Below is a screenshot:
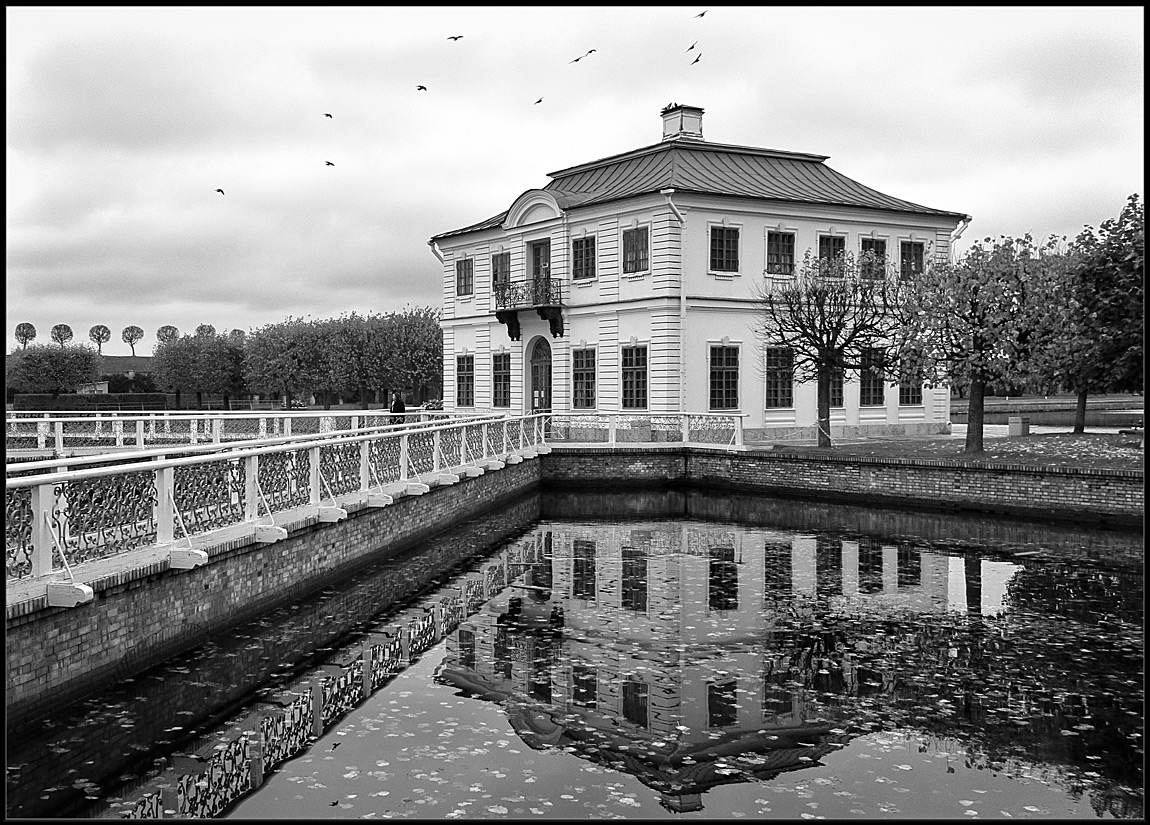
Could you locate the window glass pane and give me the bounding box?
[767,232,795,276]
[710,227,739,272]
[455,259,473,295]
[860,238,886,280]
[765,347,794,408]
[532,240,551,280]
[818,236,845,276]
[860,348,884,406]
[709,345,739,409]
[572,237,596,280]
[456,355,474,407]
[621,345,647,409]
[623,227,649,274]
[572,348,596,409]
[900,241,924,280]
[492,353,510,408]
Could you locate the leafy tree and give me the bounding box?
[6,344,101,397]
[156,325,180,344]
[122,325,144,356]
[50,323,74,348]
[753,251,908,448]
[15,323,36,349]
[152,335,199,408]
[902,235,1044,453]
[385,306,443,404]
[88,324,111,354]
[327,312,389,409]
[244,317,324,405]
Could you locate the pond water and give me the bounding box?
[6,489,1143,820]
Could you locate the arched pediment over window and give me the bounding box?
[504,189,561,229]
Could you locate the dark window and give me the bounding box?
[708,680,739,728]
[529,638,553,702]
[458,628,476,671]
[765,347,793,408]
[899,360,923,406]
[572,665,597,709]
[456,355,474,407]
[860,348,884,407]
[531,240,551,280]
[709,545,739,611]
[455,258,473,296]
[830,366,844,408]
[763,541,792,601]
[898,543,922,588]
[710,226,739,272]
[900,241,924,280]
[492,353,511,408]
[621,345,647,409]
[766,231,795,276]
[491,252,510,290]
[709,345,739,410]
[763,661,794,720]
[622,679,649,728]
[622,540,648,612]
[622,226,649,274]
[818,235,846,276]
[572,236,596,280]
[858,538,884,594]
[860,238,887,280]
[573,539,596,601]
[572,349,596,409]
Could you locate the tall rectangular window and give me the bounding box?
[830,366,845,408]
[899,361,923,406]
[572,539,596,601]
[621,345,647,409]
[709,345,739,410]
[492,353,511,408]
[622,541,648,612]
[765,347,794,408]
[860,348,885,407]
[900,241,924,280]
[860,238,887,280]
[766,231,795,276]
[572,348,596,409]
[818,235,846,276]
[455,258,473,296]
[491,252,510,291]
[622,226,649,274]
[622,679,649,728]
[456,355,474,407]
[709,546,739,611]
[710,226,739,272]
[531,240,551,280]
[708,680,739,728]
[572,665,598,709]
[572,236,596,280]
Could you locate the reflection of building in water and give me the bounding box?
[437,521,999,811]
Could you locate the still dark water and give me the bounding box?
[6,489,1143,819]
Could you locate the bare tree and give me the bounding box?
[89,324,111,354]
[50,323,74,349]
[121,325,144,356]
[14,322,36,349]
[753,251,908,448]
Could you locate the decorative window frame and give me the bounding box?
[620,218,652,280]
[764,223,798,278]
[620,337,649,410]
[816,227,848,275]
[859,230,891,281]
[571,342,597,410]
[454,256,474,300]
[897,234,927,281]
[707,336,740,411]
[707,219,742,279]
[571,227,598,285]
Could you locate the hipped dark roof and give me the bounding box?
[431,137,968,242]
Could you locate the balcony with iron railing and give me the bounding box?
[494,277,564,341]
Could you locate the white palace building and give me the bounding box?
[429,104,970,441]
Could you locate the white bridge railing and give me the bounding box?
[5,414,549,598]
[4,410,462,454]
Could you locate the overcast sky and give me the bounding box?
[6,5,1143,356]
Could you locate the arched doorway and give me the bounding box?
[529,337,552,413]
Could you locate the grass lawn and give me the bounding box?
[768,432,1144,472]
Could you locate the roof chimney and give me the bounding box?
[660,103,704,142]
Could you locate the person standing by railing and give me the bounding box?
[389,391,406,425]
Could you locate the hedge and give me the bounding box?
[12,393,169,411]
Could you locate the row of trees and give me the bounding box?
[755,194,1143,453]
[149,308,443,409]
[14,323,147,355]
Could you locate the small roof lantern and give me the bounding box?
[660,103,704,142]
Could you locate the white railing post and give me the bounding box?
[136,420,145,448]
[258,417,267,439]
[148,414,157,440]
[351,415,359,432]
[308,446,321,506]
[609,415,617,446]
[460,424,468,465]
[283,416,292,438]
[189,418,198,446]
[681,414,689,444]
[359,438,371,493]
[244,455,260,520]
[36,421,48,450]
[54,421,64,452]
[113,419,124,448]
[212,418,222,444]
[433,430,442,472]
[482,423,490,460]
[155,466,175,545]
[734,415,744,447]
[30,481,57,577]
[399,435,409,481]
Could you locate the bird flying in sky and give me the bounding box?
[325,161,335,166]
[695,9,707,17]
[215,189,225,195]
[323,112,332,118]
[687,41,697,51]
[416,85,427,91]
[691,53,701,64]
[570,48,597,63]
[447,35,463,41]
[534,97,543,104]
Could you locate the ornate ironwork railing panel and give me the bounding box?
[370,636,404,690]
[408,610,438,658]
[256,450,310,514]
[175,736,252,818]
[321,661,363,725]
[319,441,361,498]
[493,277,563,311]
[464,424,485,463]
[546,414,610,443]
[407,431,434,478]
[440,428,462,468]
[368,437,402,486]
[5,487,33,579]
[260,692,313,767]
[173,459,246,536]
[441,593,464,634]
[465,577,486,614]
[485,562,506,594]
[60,470,158,565]
[688,414,737,445]
[121,789,163,819]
